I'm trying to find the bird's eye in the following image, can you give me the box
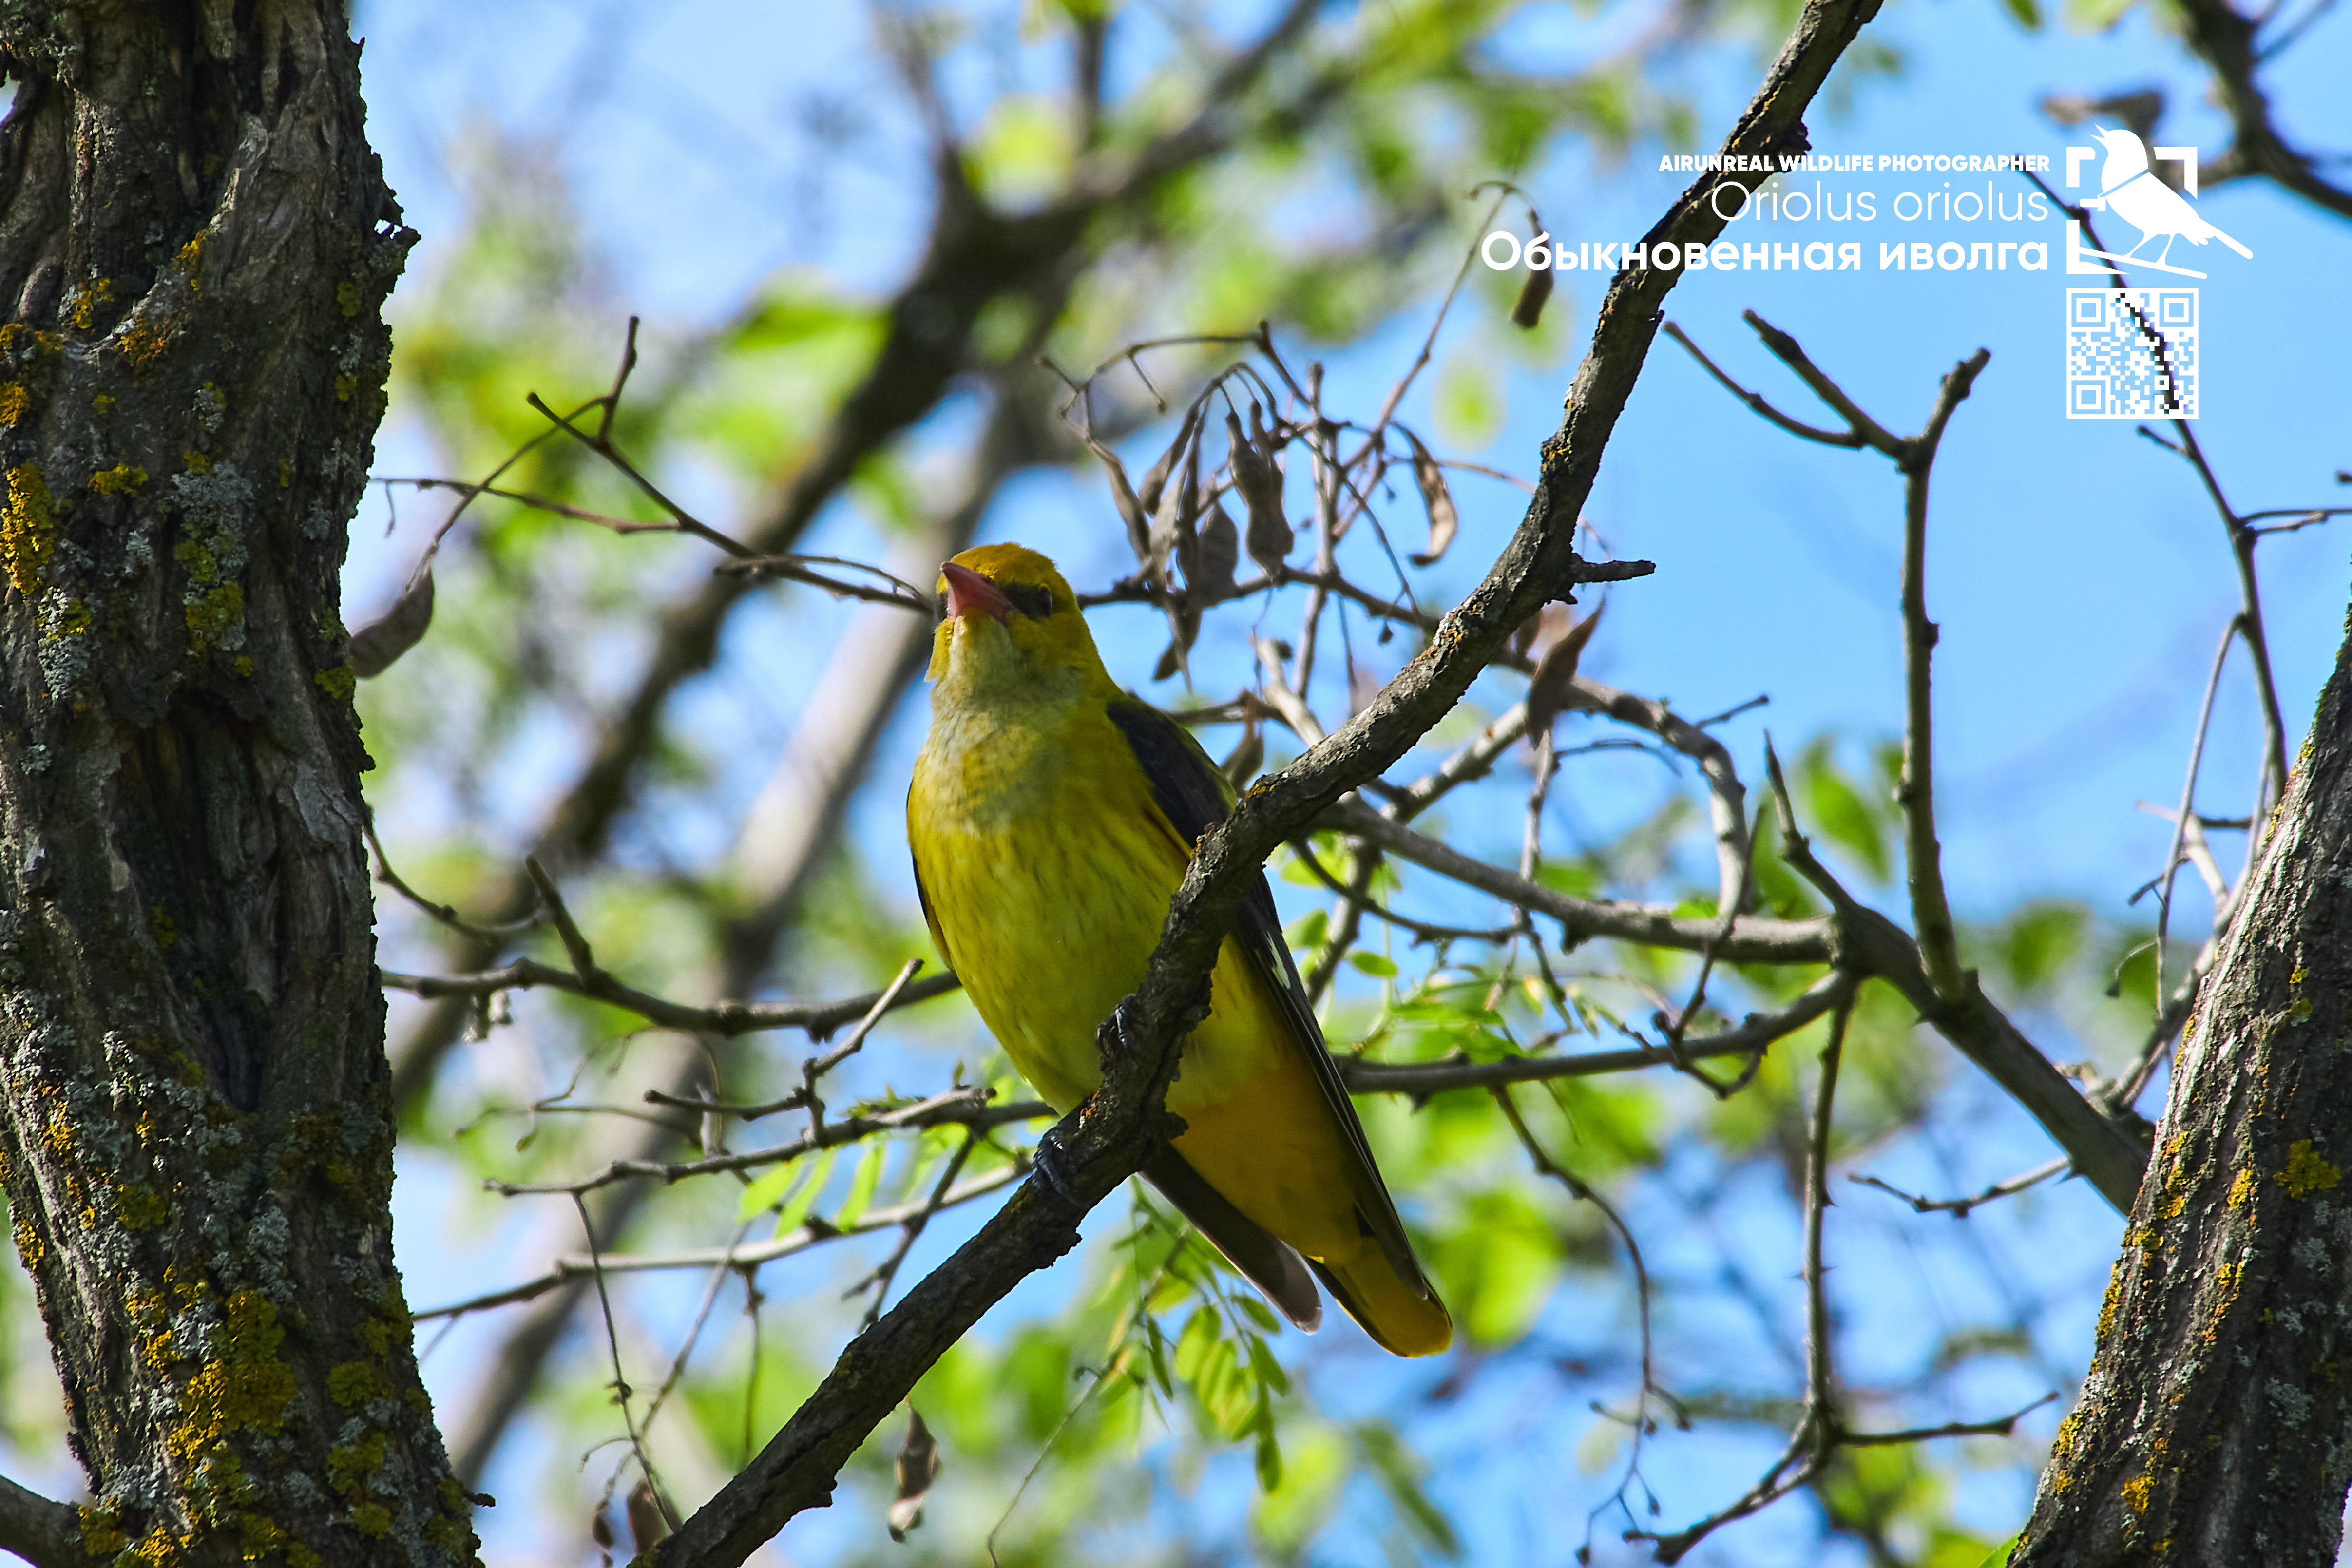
[1003,581,1055,619]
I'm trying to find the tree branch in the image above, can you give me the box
[0,1473,78,1568]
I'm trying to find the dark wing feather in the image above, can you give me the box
[1104,696,1432,1299]
[1143,1147,1322,1330]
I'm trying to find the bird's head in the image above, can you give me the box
[926,543,1110,702]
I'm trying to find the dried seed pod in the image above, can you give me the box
[1086,439,1153,564]
[1195,499,1240,598]
[1227,409,1291,571]
[1400,428,1458,566]
[350,566,435,678]
[1512,263,1554,329]
[888,1408,941,1543]
[1138,401,1206,521]
[1524,600,1605,743]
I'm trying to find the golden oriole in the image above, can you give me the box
[906,543,1451,1357]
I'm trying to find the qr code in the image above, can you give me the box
[2067,288,2197,420]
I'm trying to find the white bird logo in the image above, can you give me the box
[2080,126,2252,269]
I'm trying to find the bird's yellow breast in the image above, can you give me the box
[907,689,1282,1119]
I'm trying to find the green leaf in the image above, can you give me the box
[835,1141,887,1229]
[1284,909,1329,951]
[1254,1424,1283,1492]
[1350,951,1399,978]
[737,1158,801,1219]
[1433,350,1503,450]
[1800,738,1891,882]
[1990,900,2089,994]
[772,1147,836,1238]
[1172,1308,1219,1384]
[1997,0,2041,27]
[1356,1421,1461,1558]
[1972,1535,2018,1568]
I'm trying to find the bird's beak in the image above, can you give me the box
[940,562,1012,623]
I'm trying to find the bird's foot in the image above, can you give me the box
[1094,995,1145,1067]
[1032,1123,1083,1206]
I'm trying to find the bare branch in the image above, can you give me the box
[484,1090,1041,1200]
[1662,321,1865,448]
[1760,743,2150,1212]
[1851,1156,2072,1218]
[0,1471,80,1568]
[1840,1391,2059,1446]
[381,958,963,1040]
[1345,971,1860,1096]
[1323,795,1831,964]
[415,1166,1027,1321]
[2171,0,2352,218]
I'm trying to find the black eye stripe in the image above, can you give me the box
[1003,582,1055,619]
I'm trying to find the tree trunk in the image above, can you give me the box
[2016,596,2352,1566]
[0,5,470,1565]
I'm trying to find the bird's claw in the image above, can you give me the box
[1032,1125,1082,1205]
[1094,995,1145,1065]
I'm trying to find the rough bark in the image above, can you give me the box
[0,5,468,1566]
[2017,594,2352,1566]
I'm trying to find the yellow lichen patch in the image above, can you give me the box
[92,463,146,495]
[0,382,27,424]
[116,1182,167,1230]
[234,1511,281,1559]
[2,463,55,595]
[2292,967,2309,986]
[47,597,91,639]
[177,234,205,291]
[349,1504,391,1539]
[333,374,357,403]
[13,1217,44,1273]
[69,279,114,331]
[173,535,216,583]
[327,1359,394,1408]
[2096,1265,2126,1343]
[2121,1474,2154,1513]
[131,1526,172,1567]
[336,281,362,318]
[183,451,212,477]
[2291,996,2314,1024]
[168,1290,296,1463]
[119,319,173,372]
[276,459,292,490]
[314,664,356,702]
[150,905,178,950]
[2276,1140,2340,1198]
[2227,1167,2256,1208]
[77,1504,125,1556]
[184,583,244,650]
[91,392,112,418]
[0,323,59,361]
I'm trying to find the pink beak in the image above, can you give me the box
[940,562,1011,622]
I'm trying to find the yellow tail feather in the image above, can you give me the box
[1313,1255,1453,1358]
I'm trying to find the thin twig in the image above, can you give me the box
[1850,1156,2072,1218]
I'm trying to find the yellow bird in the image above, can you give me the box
[907,542,1451,1357]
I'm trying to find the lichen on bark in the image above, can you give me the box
[0,3,476,1564]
